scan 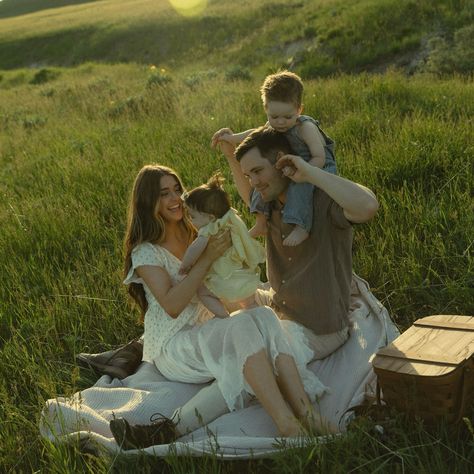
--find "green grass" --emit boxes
[0,0,473,75]
[0,0,98,19]
[0,0,473,471]
[1,63,473,472]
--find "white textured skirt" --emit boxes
[155,306,327,411]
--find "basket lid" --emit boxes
[373,315,474,376]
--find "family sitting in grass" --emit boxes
[77,71,385,450]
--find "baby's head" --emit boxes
[260,71,304,133]
[184,172,231,229]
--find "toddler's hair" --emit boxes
[260,70,304,108]
[184,172,231,219]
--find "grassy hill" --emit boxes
[0,0,98,19]
[0,0,473,472]
[0,0,473,75]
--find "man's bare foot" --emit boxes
[283,225,309,246]
[249,215,267,238]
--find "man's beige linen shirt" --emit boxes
[266,188,353,335]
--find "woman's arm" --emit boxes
[179,235,209,274]
[136,232,230,318]
[276,155,379,223]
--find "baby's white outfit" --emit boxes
[124,242,327,411]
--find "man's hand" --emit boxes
[217,140,236,160]
[211,128,235,148]
[278,154,379,223]
[275,154,312,183]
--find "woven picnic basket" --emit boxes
[372,315,474,424]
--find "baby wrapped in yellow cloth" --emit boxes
[180,173,265,317]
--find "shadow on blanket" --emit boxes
[39,275,399,459]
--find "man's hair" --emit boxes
[235,126,292,164]
[260,70,304,108]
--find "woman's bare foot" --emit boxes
[283,225,309,246]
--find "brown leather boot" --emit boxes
[76,339,143,379]
[110,413,179,450]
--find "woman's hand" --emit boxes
[202,229,232,263]
[275,154,312,183]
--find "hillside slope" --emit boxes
[0,0,472,76]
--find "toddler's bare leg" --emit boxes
[283,224,309,246]
[249,213,267,238]
[198,285,229,317]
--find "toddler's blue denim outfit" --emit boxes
[250,115,337,232]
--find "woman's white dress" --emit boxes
[124,242,327,411]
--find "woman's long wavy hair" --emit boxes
[124,164,195,321]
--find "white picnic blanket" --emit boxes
[39,275,399,458]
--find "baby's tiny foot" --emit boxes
[283,226,309,246]
[249,222,267,238]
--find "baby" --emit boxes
[179,172,266,317]
[212,70,337,246]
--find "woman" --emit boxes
[110,164,331,450]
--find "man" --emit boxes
[78,126,379,448]
[223,126,378,352]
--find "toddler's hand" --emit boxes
[211,128,235,148]
[275,154,311,183]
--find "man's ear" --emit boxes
[271,150,284,167]
[299,104,304,114]
[273,151,286,173]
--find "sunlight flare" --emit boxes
[168,0,207,17]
